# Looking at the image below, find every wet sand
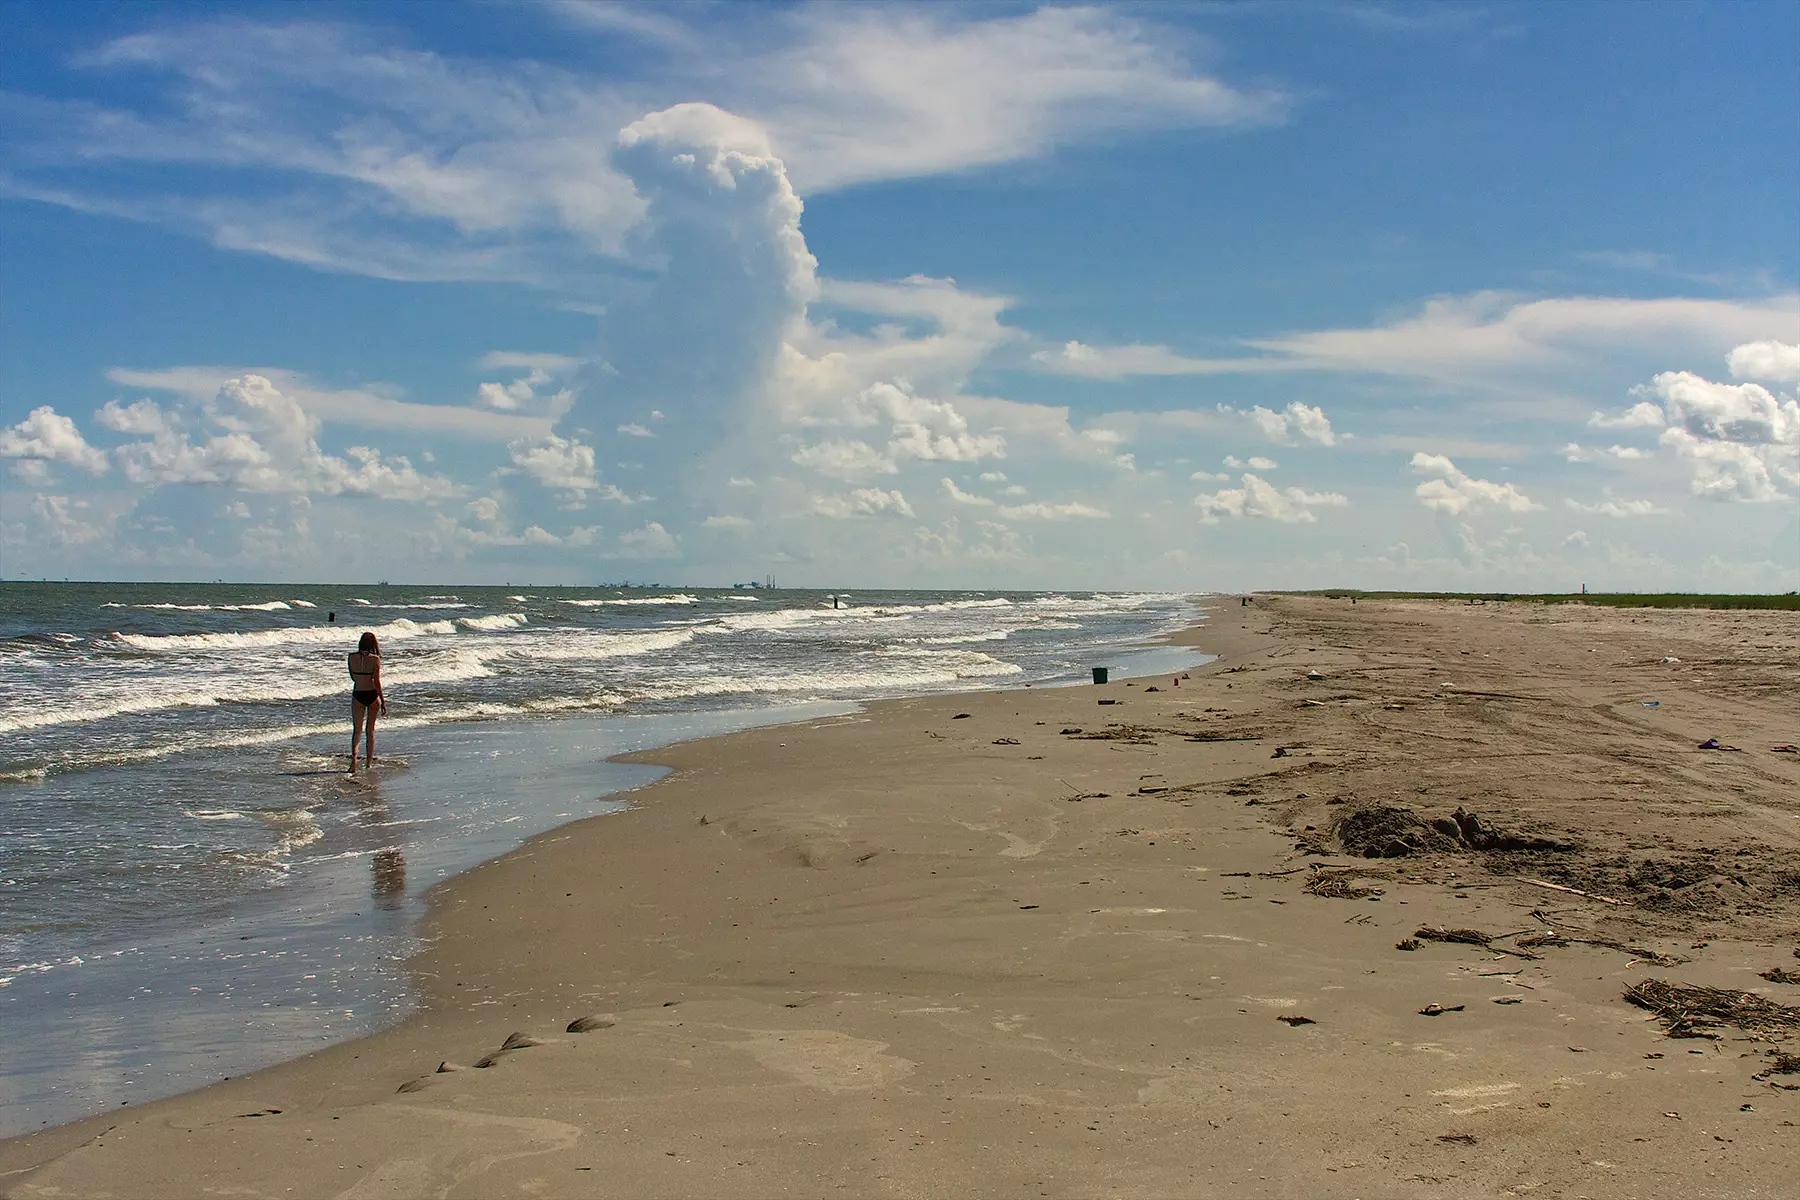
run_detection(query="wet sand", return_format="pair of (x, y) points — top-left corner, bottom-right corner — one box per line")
(4, 596), (1797, 1198)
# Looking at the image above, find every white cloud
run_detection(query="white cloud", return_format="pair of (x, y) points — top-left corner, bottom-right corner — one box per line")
(702, 514), (751, 529)
(109, 367), (551, 441)
(1244, 401), (1336, 446)
(941, 477), (995, 506)
(1657, 432), (1792, 503)
(104, 374), (460, 502)
(0, 407), (109, 473)
(1190, 470), (1230, 482)
(1035, 299), (1800, 391)
(1562, 443), (1651, 462)
(477, 351), (586, 373)
(1409, 453), (1538, 515)
(1587, 401), (1666, 430)
(812, 488), (915, 519)
(1193, 473), (1347, 524)
(1564, 498), (1668, 517)
(95, 398), (171, 436)
(28, 494), (107, 544)
(618, 520), (680, 558)
(508, 433), (600, 493)
(1652, 371), (1799, 447)
(5, 7), (1284, 285)
(789, 381), (1006, 478)
(792, 438), (898, 480)
(1728, 339), (1800, 383)
(1223, 455), (1279, 470)
(725, 5), (1287, 192)
(1591, 348), (1800, 503)
(466, 496), (502, 523)
(996, 500), (1110, 520)
(617, 423), (655, 438)
(1031, 340), (1283, 379)
(1249, 292), (1800, 384)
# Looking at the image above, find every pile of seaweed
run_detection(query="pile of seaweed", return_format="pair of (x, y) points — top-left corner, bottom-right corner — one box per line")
(1623, 979), (1800, 1041)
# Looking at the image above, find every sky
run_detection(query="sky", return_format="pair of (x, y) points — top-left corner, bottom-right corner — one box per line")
(1, 0), (1797, 590)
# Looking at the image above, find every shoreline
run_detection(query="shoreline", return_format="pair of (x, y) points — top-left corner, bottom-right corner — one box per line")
(6, 596), (1796, 1197)
(0, 618), (1213, 1141)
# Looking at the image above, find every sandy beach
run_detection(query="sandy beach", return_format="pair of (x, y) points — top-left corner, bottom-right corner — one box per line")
(4, 595), (1797, 1199)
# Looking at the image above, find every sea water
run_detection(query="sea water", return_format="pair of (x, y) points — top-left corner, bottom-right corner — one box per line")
(0, 584), (1203, 1134)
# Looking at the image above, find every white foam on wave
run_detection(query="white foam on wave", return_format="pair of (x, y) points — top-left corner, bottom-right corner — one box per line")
(3, 638), (498, 737)
(104, 601), (294, 612)
(637, 648), (1022, 702)
(338, 601), (472, 611)
(184, 809), (246, 821)
(703, 608), (838, 635)
(919, 630), (1011, 645)
(491, 626), (698, 662)
(455, 613), (527, 632)
(112, 616), (456, 653)
(562, 594), (699, 607)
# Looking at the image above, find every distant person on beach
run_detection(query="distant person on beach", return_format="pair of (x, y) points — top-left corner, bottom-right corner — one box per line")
(347, 631), (385, 775)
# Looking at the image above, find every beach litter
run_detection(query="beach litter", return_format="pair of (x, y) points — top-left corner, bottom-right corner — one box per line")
(992, 737), (1020, 745)
(1752, 1051), (1800, 1084)
(1418, 1004), (1465, 1016)
(1277, 1015), (1316, 1026)
(1758, 967), (1800, 984)
(1623, 979), (1800, 1040)
(1438, 1134), (1478, 1145)
(1304, 870), (1384, 899)
(1414, 926), (1492, 946)
(1697, 738), (1742, 751)
(1773, 744), (1799, 754)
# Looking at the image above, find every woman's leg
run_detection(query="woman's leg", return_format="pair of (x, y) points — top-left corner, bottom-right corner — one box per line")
(363, 703), (377, 770)
(350, 701), (367, 774)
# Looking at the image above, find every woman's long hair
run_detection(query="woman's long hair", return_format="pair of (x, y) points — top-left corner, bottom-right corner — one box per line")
(358, 631), (380, 655)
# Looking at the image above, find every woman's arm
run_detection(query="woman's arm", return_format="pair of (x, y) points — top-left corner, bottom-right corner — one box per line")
(375, 656), (386, 713)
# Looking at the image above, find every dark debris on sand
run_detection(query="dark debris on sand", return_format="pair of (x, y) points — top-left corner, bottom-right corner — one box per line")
(1623, 979), (1800, 1041)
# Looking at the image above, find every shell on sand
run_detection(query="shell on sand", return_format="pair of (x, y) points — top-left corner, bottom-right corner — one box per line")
(500, 1031), (545, 1051)
(567, 1014), (617, 1033)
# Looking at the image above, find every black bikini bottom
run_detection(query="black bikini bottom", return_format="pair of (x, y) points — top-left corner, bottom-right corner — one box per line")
(353, 690), (379, 708)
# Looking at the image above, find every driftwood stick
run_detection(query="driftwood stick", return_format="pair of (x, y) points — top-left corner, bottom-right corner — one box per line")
(1516, 877), (1623, 905)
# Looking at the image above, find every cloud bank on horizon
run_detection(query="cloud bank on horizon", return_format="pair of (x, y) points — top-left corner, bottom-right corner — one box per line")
(2, 1), (1797, 589)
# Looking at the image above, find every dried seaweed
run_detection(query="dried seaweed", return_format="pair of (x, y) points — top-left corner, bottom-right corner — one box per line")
(1304, 871), (1384, 899)
(1623, 979), (1800, 1041)
(1752, 1051), (1800, 1081)
(1415, 926), (1492, 946)
(1759, 967), (1800, 985)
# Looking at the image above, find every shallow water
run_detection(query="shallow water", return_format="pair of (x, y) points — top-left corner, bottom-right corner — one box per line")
(1, 584), (1205, 1136)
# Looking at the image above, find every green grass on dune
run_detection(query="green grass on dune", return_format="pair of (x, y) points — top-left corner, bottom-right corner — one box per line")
(1278, 590), (1800, 611)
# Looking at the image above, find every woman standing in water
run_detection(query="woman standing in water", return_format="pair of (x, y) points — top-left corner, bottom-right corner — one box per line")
(347, 631), (385, 775)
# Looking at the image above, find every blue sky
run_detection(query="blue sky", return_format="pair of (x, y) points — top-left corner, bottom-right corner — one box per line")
(3, 0), (1796, 588)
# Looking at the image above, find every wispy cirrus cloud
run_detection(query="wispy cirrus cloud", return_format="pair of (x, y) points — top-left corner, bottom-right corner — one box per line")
(1031, 293), (1800, 393)
(2, 6), (1285, 285)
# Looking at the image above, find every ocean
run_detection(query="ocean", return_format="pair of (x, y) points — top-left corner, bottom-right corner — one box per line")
(0, 583), (1204, 1135)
